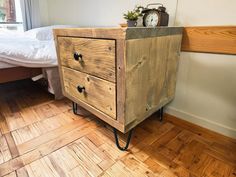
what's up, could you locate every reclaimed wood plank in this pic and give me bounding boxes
[58,37,116,82]
[124,35,182,132]
[54,28,126,40]
[62,67,116,119]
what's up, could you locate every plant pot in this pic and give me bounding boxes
[127,20,137,27]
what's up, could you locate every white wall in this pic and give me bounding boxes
[167,0,236,138]
[39,0,49,26]
[175,0,236,26]
[41,0,236,138]
[46,0,178,27]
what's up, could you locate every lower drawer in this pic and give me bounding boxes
[61,67,116,119]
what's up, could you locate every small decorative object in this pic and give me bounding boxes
[142,3,169,27]
[123,11,139,27]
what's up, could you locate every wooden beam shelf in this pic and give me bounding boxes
[181,26,236,55]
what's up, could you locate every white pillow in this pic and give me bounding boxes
[25,25,77,41]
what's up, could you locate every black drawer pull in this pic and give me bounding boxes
[74,52,83,62]
[77,85,85,93]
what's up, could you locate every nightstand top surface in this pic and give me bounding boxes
[54,27,183,40]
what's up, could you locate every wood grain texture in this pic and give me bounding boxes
[58,37,116,82]
[126,27,183,39]
[165,113,236,145]
[124,35,182,130]
[53,27,183,40]
[165,35,183,99]
[125,36,168,126]
[4,133,19,158]
[3,172,16,177]
[0,136,12,164]
[0,80,235,177]
[0,67,42,84]
[63,92,125,132]
[62,67,116,119]
[55,27,183,133]
[181,26,236,55]
[54,28,126,40]
[16,115,87,155]
[116,39,126,125]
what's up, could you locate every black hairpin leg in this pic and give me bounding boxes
[114,128,133,151]
[72,101,79,115]
[159,107,164,122]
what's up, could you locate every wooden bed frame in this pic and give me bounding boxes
[0,67,42,84]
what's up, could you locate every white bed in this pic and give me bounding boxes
[0,26,73,99]
[0,27,58,67]
[0,60,15,69]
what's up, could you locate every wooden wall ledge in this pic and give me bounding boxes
[181,26,236,55]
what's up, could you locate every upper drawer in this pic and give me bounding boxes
[58,37,116,82]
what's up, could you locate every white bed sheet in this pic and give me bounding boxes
[0,28,57,68]
[0,60,16,69]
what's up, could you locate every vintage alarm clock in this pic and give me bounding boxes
[142,3,169,27]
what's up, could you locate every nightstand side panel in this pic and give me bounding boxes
[124,33,182,132]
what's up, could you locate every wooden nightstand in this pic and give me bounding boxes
[54,27,183,150]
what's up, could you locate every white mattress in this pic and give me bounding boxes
[0,61,16,69]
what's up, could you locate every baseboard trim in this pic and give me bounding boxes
[165,106,236,139]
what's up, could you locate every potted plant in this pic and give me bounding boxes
[123,10,139,27]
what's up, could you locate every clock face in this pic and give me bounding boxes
[144,11,159,27]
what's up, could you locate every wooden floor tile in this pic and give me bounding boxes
[0,135,12,164]
[0,80,235,177]
[2,172,16,177]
